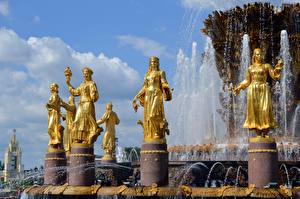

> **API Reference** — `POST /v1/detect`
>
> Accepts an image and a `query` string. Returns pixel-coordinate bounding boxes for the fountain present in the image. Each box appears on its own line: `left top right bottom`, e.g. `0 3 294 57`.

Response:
292 104 300 137
168 39 225 145
19 2 300 199
168 2 300 162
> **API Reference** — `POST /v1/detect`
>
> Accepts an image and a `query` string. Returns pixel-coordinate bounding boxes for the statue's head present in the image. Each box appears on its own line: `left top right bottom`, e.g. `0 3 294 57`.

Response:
252 48 263 64
82 67 93 81
50 83 59 93
106 102 113 111
149 56 160 71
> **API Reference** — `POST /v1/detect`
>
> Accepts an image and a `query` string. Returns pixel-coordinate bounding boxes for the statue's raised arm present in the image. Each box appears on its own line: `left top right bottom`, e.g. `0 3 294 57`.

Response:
64 66 101 145
233 48 283 137
132 56 172 143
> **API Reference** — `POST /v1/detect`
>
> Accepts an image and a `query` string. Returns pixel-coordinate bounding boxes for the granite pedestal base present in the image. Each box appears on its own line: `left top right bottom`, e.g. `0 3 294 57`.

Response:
68 143 95 186
140 142 168 186
66 151 70 183
44 148 67 185
248 137 278 188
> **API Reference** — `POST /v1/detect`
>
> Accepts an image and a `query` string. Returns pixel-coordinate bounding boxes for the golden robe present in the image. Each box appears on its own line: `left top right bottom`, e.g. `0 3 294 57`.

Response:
136 70 171 143
61 101 76 151
46 93 63 146
97 110 120 154
239 64 280 130
69 80 99 143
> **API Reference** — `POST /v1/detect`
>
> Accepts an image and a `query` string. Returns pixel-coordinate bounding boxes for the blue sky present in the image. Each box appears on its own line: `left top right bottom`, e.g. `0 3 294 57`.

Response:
1 0 193 76
0 0 207 169
0 0 298 169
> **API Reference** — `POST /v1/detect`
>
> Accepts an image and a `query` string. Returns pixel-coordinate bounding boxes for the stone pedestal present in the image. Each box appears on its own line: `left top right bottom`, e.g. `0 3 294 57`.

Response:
140 142 168 186
66 151 70 184
44 147 67 185
68 143 95 186
248 137 278 188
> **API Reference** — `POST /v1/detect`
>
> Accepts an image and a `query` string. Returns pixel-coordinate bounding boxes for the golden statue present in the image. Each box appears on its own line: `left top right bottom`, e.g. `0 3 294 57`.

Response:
132 56 172 143
61 96 76 152
97 102 120 161
234 48 284 137
45 83 64 148
65 66 101 145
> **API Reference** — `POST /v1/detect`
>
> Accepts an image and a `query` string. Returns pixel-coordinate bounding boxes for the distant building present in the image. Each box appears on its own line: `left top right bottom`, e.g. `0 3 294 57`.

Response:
0 130 24 182
0 161 3 182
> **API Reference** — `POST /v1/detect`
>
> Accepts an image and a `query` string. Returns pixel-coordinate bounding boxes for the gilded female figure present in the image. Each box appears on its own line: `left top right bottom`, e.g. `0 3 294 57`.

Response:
46 83 64 147
132 56 172 143
65 67 101 144
234 48 283 136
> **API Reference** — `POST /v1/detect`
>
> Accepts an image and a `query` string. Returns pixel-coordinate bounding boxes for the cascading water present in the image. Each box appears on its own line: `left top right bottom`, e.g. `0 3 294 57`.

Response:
167 37 225 146
167 6 300 163
279 30 293 135
234 34 250 137
116 147 128 163
167 32 299 161
292 105 300 137
273 81 282 135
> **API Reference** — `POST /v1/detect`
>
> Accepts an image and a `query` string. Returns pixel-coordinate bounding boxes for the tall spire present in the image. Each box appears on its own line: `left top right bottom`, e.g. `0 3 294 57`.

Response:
12 129 16 144
4 128 23 182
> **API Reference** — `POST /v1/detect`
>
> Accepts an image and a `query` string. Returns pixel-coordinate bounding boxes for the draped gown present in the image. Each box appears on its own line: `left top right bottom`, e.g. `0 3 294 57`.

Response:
69 80 99 143
239 64 281 130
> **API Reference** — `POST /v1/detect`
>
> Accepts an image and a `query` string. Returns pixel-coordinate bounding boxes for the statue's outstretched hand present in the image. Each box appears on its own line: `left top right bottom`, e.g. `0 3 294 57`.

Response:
132 99 139 112
277 59 283 66
233 86 241 95
61 114 66 121
98 126 104 134
276 59 284 70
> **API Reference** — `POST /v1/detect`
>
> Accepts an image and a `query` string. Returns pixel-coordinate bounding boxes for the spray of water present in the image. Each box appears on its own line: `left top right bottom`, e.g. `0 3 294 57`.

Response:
167 37 225 145
279 30 293 135
234 34 250 137
292 105 300 137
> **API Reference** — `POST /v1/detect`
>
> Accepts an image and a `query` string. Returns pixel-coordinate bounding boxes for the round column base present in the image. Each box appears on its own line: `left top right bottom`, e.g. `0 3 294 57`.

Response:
68 143 95 186
140 142 168 186
44 147 67 185
248 137 278 188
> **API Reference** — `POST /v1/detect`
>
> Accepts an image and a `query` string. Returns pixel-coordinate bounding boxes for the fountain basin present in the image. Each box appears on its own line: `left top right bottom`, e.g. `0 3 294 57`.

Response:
23 184 300 198
168 141 300 162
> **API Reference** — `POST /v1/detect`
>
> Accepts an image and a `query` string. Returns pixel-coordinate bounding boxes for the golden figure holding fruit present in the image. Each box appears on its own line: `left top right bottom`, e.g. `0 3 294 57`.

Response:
234 48 283 137
64 66 101 145
132 56 172 143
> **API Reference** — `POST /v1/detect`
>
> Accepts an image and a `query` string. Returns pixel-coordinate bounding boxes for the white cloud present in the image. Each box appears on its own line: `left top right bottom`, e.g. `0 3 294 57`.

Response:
281 0 300 3
0 0 9 16
117 35 172 58
0 28 142 168
15 33 141 100
180 0 300 10
0 28 30 63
